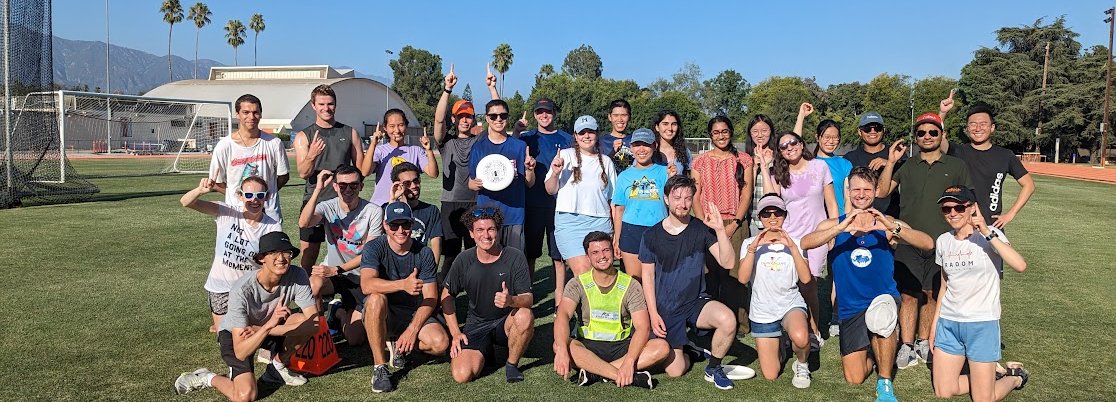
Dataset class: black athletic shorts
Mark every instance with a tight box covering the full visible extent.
[523,206,561,261]
[218,330,284,378]
[386,305,442,338]
[838,309,872,356]
[658,298,712,348]
[299,199,326,243]
[894,244,941,294]
[461,316,510,354]
[329,276,365,312]
[439,201,476,241]
[579,337,632,362]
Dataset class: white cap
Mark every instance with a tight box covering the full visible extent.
[865,294,898,337]
[574,115,598,133]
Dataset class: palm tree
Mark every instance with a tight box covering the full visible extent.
[160,0,184,82]
[249,14,265,66]
[187,2,211,79]
[491,43,514,95]
[224,19,246,66]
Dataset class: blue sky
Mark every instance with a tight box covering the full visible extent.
[53,0,1112,96]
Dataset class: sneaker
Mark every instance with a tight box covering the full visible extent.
[704,365,734,390]
[574,368,600,387]
[386,340,407,369]
[914,339,930,363]
[173,368,212,395]
[261,362,307,386]
[505,362,524,383]
[791,361,811,389]
[255,348,271,364]
[370,364,393,393]
[896,343,918,369]
[631,371,655,389]
[829,323,841,337]
[876,378,899,402]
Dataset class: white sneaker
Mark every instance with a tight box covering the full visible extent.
[173,368,212,395]
[791,361,811,389]
[255,348,271,364]
[261,362,307,386]
[896,343,918,369]
[829,323,840,337]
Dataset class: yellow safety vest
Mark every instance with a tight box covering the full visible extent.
[577,271,633,342]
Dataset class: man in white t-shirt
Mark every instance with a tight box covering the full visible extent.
[298,164,383,343]
[209,94,290,220]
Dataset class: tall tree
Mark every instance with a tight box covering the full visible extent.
[249,14,265,66]
[160,0,184,82]
[462,84,473,101]
[535,64,555,87]
[702,69,750,132]
[561,44,603,80]
[187,2,211,79]
[745,76,817,135]
[491,43,514,94]
[224,19,246,66]
[389,46,444,128]
[862,73,913,143]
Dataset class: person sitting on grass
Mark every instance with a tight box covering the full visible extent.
[173,232,320,401]
[386,162,443,265]
[930,186,1029,402]
[552,231,668,389]
[180,176,281,333]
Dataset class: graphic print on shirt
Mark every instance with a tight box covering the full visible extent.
[328,217,367,259]
[409,219,427,242]
[990,172,1005,212]
[850,247,872,268]
[759,244,789,271]
[627,176,661,200]
[390,156,407,168]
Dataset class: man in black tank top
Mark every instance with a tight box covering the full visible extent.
[294,84,365,273]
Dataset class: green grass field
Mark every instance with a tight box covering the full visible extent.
[1,158,1113,401]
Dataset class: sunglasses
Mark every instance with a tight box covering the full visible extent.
[398,179,420,187]
[472,206,499,218]
[335,182,361,190]
[240,191,267,200]
[778,138,801,150]
[916,129,941,138]
[486,113,510,121]
[860,124,883,133]
[387,220,413,231]
[940,204,969,214]
[758,209,787,218]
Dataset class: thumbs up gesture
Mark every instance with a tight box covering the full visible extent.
[402,268,423,296]
[444,63,457,91]
[494,281,511,308]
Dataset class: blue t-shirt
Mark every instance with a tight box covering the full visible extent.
[653,148,693,176]
[818,155,853,215]
[519,129,572,207]
[598,133,633,170]
[638,219,716,316]
[468,134,528,226]
[830,224,899,320]
[612,164,669,226]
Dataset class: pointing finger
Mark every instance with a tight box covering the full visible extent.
[450,63,455,74]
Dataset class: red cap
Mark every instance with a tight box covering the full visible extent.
[451,100,475,117]
[914,112,943,130]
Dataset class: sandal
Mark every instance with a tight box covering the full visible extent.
[1004,361,1029,390]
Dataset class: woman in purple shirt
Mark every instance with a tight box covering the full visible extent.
[361,109,438,205]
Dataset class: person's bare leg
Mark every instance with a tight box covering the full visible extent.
[416,322,450,356]
[362,294,388,366]
[871,331,898,380]
[299,240,319,273]
[450,349,485,383]
[630,339,670,370]
[932,350,968,398]
[621,252,642,280]
[342,309,366,346]
[504,307,535,365]
[569,340,619,379]
[899,293,919,344]
[840,350,873,384]
[662,348,691,377]
[918,289,936,341]
[784,309,810,362]
[754,338,782,380]
[969,361,1021,402]
[798,279,821,336]
[695,301,736,360]
[210,372,257,402]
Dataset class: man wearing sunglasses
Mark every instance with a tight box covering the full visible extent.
[359,201,447,393]
[877,112,972,370]
[515,97,572,280]
[208,94,290,222]
[844,112,903,217]
[468,99,536,252]
[388,162,443,267]
[298,165,383,344]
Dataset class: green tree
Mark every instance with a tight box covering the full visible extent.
[160,0,184,82]
[530,74,641,133]
[462,83,473,101]
[561,45,603,80]
[249,14,265,66]
[224,19,245,66]
[187,2,211,80]
[535,64,555,87]
[491,43,514,95]
[389,46,444,128]
[911,76,960,132]
[820,82,866,143]
[702,69,750,123]
[745,76,816,138]
[862,73,913,143]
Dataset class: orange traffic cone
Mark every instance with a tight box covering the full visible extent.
[289,316,340,376]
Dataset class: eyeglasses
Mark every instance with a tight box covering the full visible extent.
[609,112,629,118]
[240,191,267,200]
[916,129,941,138]
[472,207,499,218]
[486,113,510,121]
[778,138,801,150]
[966,122,991,129]
[758,209,787,218]
[387,221,413,231]
[268,251,294,259]
[940,204,969,214]
[335,182,360,190]
[710,129,731,137]
[860,124,883,133]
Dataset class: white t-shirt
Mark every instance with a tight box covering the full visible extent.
[206,203,283,293]
[545,148,616,218]
[935,228,1007,322]
[208,133,290,220]
[314,197,384,283]
[740,236,808,324]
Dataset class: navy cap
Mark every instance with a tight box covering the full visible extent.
[630,128,656,145]
[859,112,884,128]
[384,201,415,223]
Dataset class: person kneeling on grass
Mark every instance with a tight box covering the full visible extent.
[174,232,320,401]
[553,231,669,389]
[360,201,450,393]
[930,186,1029,402]
[738,194,813,389]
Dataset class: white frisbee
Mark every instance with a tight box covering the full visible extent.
[477,154,515,191]
[723,364,756,380]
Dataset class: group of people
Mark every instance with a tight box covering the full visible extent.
[171,68,1035,402]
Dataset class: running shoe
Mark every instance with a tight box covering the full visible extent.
[704,365,734,390]
[261,362,307,386]
[896,343,918,369]
[791,361,811,389]
[370,364,393,393]
[876,378,898,402]
[173,368,212,395]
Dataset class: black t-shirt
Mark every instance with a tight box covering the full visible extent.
[301,122,356,202]
[409,201,444,244]
[947,144,1028,222]
[359,236,437,311]
[843,146,904,216]
[637,219,716,316]
[443,247,532,325]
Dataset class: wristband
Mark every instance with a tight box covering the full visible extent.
[443,88,452,94]
[891,224,902,236]
[984,231,999,241]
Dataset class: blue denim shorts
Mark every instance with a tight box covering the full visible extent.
[750,307,807,338]
[933,318,1001,363]
[554,212,612,259]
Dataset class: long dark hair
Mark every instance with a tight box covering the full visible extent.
[744,114,775,155]
[771,131,815,188]
[652,109,689,173]
[812,119,842,156]
[707,115,747,189]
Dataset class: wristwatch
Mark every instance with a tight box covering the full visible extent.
[733,218,744,226]
[891,224,902,236]
[984,231,999,241]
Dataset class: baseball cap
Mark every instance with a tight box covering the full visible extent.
[451,100,474,117]
[630,128,656,145]
[914,112,944,130]
[254,231,300,263]
[937,185,977,204]
[574,115,598,133]
[533,97,557,113]
[756,194,787,212]
[858,112,884,128]
[865,294,897,337]
[384,201,415,223]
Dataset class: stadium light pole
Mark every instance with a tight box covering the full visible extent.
[384,49,393,116]
[3,0,12,191]
[105,0,110,94]
[1103,7,1114,167]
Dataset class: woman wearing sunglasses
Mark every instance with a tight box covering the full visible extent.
[759,131,838,349]
[180,176,282,333]
[544,115,617,304]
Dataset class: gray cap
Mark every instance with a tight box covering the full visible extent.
[574,115,598,133]
[858,112,884,128]
[630,128,656,145]
[756,194,787,212]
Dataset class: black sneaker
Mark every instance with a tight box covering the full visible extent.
[505,362,524,383]
[630,371,655,389]
[574,368,600,387]
[370,364,393,393]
